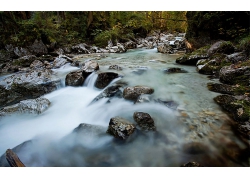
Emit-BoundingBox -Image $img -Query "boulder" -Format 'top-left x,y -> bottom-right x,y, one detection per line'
107,116 -> 136,140
157,43 -> 174,54
109,65 -> 122,71
53,56 -> 68,68
154,99 -> 179,110
65,70 -> 84,87
94,72 -> 119,89
133,112 -> 156,131
196,59 -> 221,75
13,47 -> 31,57
28,39 -> 48,56
181,162 -> 202,167
207,83 -> 250,96
73,123 -> 107,137
12,55 -> 37,67
0,97 -> 50,117
71,43 -> 90,54
226,52 -> 247,64
30,60 -> 45,69
124,41 -> 137,49
214,94 -> 250,122
163,67 -> 187,74
81,60 -> 99,78
237,121 -> 250,139
123,86 -> 154,101
207,41 -> 235,56
0,69 -> 60,108
219,65 -> 250,86
176,53 -> 209,65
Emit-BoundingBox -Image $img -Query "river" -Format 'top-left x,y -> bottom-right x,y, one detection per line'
0,48 -> 248,167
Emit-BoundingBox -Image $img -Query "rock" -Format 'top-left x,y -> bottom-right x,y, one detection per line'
30,60 -> 45,69
154,99 -> 179,110
91,84 -> 123,103
0,69 -> 60,108
13,47 -> 31,57
207,41 -> 235,56
219,65 -> 250,86
53,56 -> 68,68
163,67 -> 187,73
28,39 -> 48,56
181,162 -> 202,167
72,43 -> 90,54
135,94 -> 151,104
183,142 -> 208,154
238,121 -> 250,139
214,94 -> 250,122
73,123 -> 107,136
65,70 -> 84,87
107,117 -> 136,140
133,112 -> 156,131
109,65 -> 122,71
132,67 -> 148,75
124,41 -> 137,49
37,55 -> 54,62
157,43 -> 174,54
12,55 -> 37,67
94,72 -> 119,89
0,49 -> 16,63
123,86 -> 154,101
226,52 -> 247,64
0,97 -> 50,117
0,63 -> 19,73
207,83 -> 250,96
81,60 -> 99,78
5,149 -> 25,167
196,59 -> 222,75
176,53 -> 209,65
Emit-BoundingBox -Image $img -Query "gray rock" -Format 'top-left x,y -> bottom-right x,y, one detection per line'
157,43 -> 174,54
13,47 -> 31,57
207,41 -> 235,56
13,55 -> 37,67
29,39 -> 48,56
133,112 -> 156,131
176,54 -> 209,65
0,69 -> 60,108
72,43 -> 90,54
123,86 -> 154,101
124,41 -> 137,49
108,65 -> 122,71
81,60 -> 99,78
226,52 -> 247,63
53,57 -> 68,68
0,97 -> 50,117
65,70 -> 84,87
163,67 -> 187,73
30,60 -> 45,69
94,72 -> 119,89
107,117 -> 136,140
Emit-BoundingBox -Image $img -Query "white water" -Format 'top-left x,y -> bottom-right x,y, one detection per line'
0,48 -> 248,167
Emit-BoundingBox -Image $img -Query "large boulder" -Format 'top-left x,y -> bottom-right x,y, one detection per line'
207,41 -> 235,56
176,53 -> 209,65
196,59 -> 221,75
0,69 -> 60,108
53,56 -> 68,68
226,52 -> 247,64
0,97 -> 50,117
207,83 -> 250,96
123,86 -> 154,101
94,72 -> 119,89
107,117 -> 136,140
219,65 -> 250,86
133,112 -> 156,131
13,47 -> 31,57
157,43 -> 174,54
81,60 -> 99,78
71,43 -> 90,54
28,39 -> 48,56
124,41 -> 137,49
30,60 -> 45,69
12,55 -> 37,67
163,67 -> 187,74
65,70 -> 84,87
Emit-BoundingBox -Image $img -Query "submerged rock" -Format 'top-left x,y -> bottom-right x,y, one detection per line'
154,99 -> 179,110
133,112 -> 156,131
94,72 -> 119,89
65,70 -> 84,87
109,65 -> 122,71
163,67 -> 187,73
107,117 -> 136,140
0,69 -> 60,108
0,97 -> 51,116
123,86 -> 154,101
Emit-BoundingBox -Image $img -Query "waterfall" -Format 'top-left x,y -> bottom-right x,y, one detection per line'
83,72 -> 98,88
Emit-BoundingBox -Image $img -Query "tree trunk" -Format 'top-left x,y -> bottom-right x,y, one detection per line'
5,149 -> 25,167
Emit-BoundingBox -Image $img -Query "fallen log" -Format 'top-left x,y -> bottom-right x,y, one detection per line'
5,149 -> 25,167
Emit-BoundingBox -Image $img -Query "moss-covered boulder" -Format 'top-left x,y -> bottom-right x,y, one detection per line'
12,55 -> 37,67
207,83 -> 250,96
207,41 -> 235,56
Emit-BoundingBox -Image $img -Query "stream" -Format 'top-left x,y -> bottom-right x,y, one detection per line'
0,48 -> 248,167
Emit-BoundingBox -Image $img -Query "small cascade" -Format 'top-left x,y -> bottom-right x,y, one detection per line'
83,72 -> 98,88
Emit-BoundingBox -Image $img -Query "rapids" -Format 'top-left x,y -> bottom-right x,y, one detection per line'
0,48 -> 248,167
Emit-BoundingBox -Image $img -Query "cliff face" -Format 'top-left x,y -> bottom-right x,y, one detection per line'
185,11 -> 250,49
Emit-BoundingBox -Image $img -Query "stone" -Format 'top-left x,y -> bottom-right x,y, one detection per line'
81,60 -> 99,78
94,72 -> 119,89
207,41 -> 235,56
123,86 -> 154,101
207,83 -> 250,96
65,70 -> 84,87
181,162 -> 202,167
107,117 -> 136,140
29,39 -> 48,56
133,112 -> 156,131
124,41 -> 137,49
176,54 -> 209,65
53,56 -> 68,68
12,55 -> 37,67
163,67 -> 187,74
226,52 -> 247,64
109,65 -> 122,71
30,60 -> 45,69
71,43 -> 90,54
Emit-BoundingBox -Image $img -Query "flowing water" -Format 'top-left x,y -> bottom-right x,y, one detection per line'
0,48 -> 248,167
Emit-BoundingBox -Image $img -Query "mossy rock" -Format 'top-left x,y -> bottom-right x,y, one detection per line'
207,83 -> 250,96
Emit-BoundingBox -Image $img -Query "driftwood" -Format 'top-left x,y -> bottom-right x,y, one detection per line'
5,149 -> 25,167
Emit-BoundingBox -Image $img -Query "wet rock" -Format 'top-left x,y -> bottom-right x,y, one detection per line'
133,112 -> 156,131
226,52 -> 247,64
135,94 -> 152,104
28,39 -> 48,56
94,72 -> 119,89
65,70 -> 84,87
157,43 -> 174,54
107,117 -> 136,140
214,94 -> 250,122
183,142 -> 208,154
109,65 -> 122,71
91,84 -> 123,103
13,47 -> 31,57
37,55 -> 54,62
0,69 -> 60,108
176,53 -> 209,65
30,60 -> 45,69
207,83 -> 250,96
0,97 -> 50,117
53,55 -> 71,68
219,65 -> 250,86
207,41 -> 235,56
123,86 -> 154,101
132,67 -> 148,75
73,123 -> 107,136
72,43 -> 90,54
154,99 -> 179,110
124,41 -> 137,49
81,60 -> 99,78
238,121 -> 250,139
181,162 -> 202,167
163,67 -> 187,73
0,49 -> 16,63
13,55 -> 37,67
196,59 -> 222,75
5,149 -> 26,167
